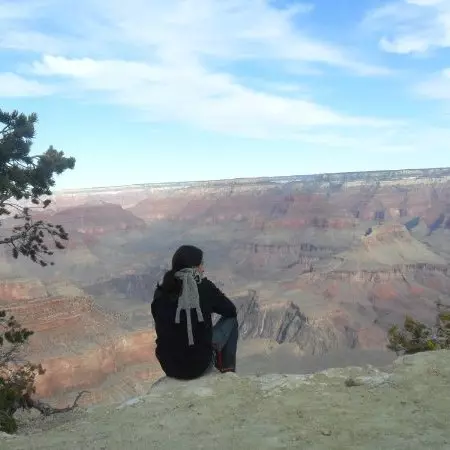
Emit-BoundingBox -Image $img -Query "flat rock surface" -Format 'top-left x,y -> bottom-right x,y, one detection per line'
3,350 -> 450,450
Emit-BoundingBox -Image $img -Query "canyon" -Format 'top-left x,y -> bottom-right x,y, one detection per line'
1,167 -> 450,407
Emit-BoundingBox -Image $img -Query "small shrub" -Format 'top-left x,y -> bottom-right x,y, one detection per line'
0,311 -> 45,433
387,302 -> 450,355
0,311 -> 87,434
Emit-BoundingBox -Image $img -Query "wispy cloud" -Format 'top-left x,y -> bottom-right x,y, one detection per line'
0,0 -> 45,20
366,1 -> 450,106
1,0 -> 390,72
29,54 -> 395,139
364,0 -> 450,54
0,0 -> 398,141
415,68 -> 450,99
82,0 -> 387,74
0,72 -> 54,97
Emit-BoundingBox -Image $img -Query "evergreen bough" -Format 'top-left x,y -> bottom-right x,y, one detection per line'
0,108 -> 81,433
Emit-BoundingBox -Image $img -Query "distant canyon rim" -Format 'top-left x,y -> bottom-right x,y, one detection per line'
1,167 -> 450,407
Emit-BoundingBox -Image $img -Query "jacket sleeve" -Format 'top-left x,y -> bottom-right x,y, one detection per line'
204,279 -> 237,318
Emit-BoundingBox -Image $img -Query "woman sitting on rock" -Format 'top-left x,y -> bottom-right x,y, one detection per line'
151,244 -> 238,380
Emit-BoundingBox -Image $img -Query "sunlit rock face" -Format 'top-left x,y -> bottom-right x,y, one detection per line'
1,288 -> 162,406
0,279 -> 48,304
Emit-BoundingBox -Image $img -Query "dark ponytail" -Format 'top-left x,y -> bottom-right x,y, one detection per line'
158,245 -> 203,297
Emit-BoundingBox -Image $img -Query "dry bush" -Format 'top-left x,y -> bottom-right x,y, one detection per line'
387,302 -> 450,355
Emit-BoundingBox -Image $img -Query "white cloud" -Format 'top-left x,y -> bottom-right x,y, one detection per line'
0,30 -> 67,54
91,0 -> 390,76
368,1 -> 450,105
1,0 -> 398,142
1,0 -> 391,73
30,54 -> 396,139
415,68 -> 450,99
0,1 -> 46,20
0,72 -> 54,97
0,1 -> 68,53
364,0 -> 450,54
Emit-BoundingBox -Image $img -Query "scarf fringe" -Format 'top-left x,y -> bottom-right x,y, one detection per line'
174,268 -> 204,346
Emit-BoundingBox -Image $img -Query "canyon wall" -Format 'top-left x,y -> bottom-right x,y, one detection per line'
0,280 -> 161,405
2,168 -> 449,407
235,291 -> 357,355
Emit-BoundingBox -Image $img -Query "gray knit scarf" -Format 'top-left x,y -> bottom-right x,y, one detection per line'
174,267 -> 204,346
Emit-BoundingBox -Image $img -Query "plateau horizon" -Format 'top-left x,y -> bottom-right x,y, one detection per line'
52,166 -> 450,193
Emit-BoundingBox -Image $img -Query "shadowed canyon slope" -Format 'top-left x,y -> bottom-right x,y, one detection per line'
1,167 -> 450,405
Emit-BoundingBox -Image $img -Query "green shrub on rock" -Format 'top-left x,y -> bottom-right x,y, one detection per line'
387,302 -> 450,355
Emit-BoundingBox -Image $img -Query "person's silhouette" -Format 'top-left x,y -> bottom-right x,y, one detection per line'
151,245 -> 238,379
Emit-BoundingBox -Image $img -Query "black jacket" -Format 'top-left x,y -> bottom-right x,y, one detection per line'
151,277 -> 237,380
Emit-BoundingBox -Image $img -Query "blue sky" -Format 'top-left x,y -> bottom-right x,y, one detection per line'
0,0 -> 449,190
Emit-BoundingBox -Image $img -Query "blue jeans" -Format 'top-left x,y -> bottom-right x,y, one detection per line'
211,316 -> 239,373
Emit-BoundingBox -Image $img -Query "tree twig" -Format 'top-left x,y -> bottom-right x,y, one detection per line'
22,390 -> 90,416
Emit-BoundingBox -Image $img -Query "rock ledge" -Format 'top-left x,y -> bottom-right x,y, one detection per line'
5,350 -> 450,450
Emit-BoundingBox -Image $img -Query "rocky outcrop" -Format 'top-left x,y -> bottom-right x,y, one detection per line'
6,350 -> 450,449
228,241 -> 353,276
44,168 -> 450,233
33,330 -> 159,400
332,223 -> 448,273
105,168 -> 450,230
7,296 -> 95,333
0,278 -> 48,304
50,203 -> 146,235
85,268 -> 165,304
235,291 -> 357,355
311,263 -> 450,282
2,291 -> 162,403
236,242 -> 334,255
231,243 -> 320,273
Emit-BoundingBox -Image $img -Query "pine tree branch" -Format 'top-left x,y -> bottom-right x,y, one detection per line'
21,391 -> 90,416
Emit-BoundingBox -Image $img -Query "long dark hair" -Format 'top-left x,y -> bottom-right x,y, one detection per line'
158,245 -> 204,296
